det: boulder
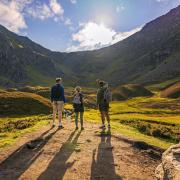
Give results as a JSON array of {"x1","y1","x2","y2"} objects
[{"x1": 155, "y1": 144, "x2": 180, "y2": 180}]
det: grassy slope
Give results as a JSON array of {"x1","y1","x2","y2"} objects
[
  {"x1": 0, "y1": 91, "x2": 51, "y2": 116},
  {"x1": 83, "y1": 96, "x2": 180, "y2": 149},
  {"x1": 65, "y1": 91, "x2": 180, "y2": 149},
  {"x1": 147, "y1": 77, "x2": 180, "y2": 91},
  {"x1": 160, "y1": 82, "x2": 180, "y2": 98},
  {"x1": 0, "y1": 87, "x2": 179, "y2": 150},
  {"x1": 0, "y1": 115, "x2": 51, "y2": 148},
  {"x1": 26, "y1": 66, "x2": 54, "y2": 86},
  {"x1": 0, "y1": 90, "x2": 52, "y2": 148},
  {"x1": 113, "y1": 84, "x2": 153, "y2": 101}
]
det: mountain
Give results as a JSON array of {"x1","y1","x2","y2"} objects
[
  {"x1": 0, "y1": 24, "x2": 79, "y2": 87},
  {"x1": 0, "y1": 5, "x2": 180, "y2": 88}
]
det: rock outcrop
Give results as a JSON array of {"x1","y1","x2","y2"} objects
[{"x1": 155, "y1": 144, "x2": 180, "y2": 180}]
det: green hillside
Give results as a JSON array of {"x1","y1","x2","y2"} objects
[
  {"x1": 0, "y1": 91, "x2": 51, "y2": 116},
  {"x1": 113, "y1": 84, "x2": 153, "y2": 100},
  {"x1": 0, "y1": 6, "x2": 180, "y2": 87}
]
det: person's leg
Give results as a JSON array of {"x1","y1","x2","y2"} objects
[
  {"x1": 105, "y1": 111, "x2": 110, "y2": 128},
  {"x1": 80, "y1": 111, "x2": 84, "y2": 129},
  {"x1": 58, "y1": 101, "x2": 64, "y2": 128},
  {"x1": 75, "y1": 112, "x2": 79, "y2": 129},
  {"x1": 58, "y1": 111, "x2": 62, "y2": 126},
  {"x1": 101, "y1": 111, "x2": 105, "y2": 124},
  {"x1": 52, "y1": 102, "x2": 57, "y2": 126},
  {"x1": 100, "y1": 111, "x2": 106, "y2": 128}
]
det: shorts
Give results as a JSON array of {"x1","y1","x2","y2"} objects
[
  {"x1": 52, "y1": 101, "x2": 64, "y2": 112},
  {"x1": 99, "y1": 103, "x2": 109, "y2": 112},
  {"x1": 73, "y1": 104, "x2": 84, "y2": 112}
]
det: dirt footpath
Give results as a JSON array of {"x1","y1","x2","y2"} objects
[{"x1": 0, "y1": 122, "x2": 160, "y2": 180}]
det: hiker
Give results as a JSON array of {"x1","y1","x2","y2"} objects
[
  {"x1": 72, "y1": 86, "x2": 84, "y2": 130},
  {"x1": 97, "y1": 80, "x2": 112, "y2": 130},
  {"x1": 51, "y1": 77, "x2": 65, "y2": 128}
]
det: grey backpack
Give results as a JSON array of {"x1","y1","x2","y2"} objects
[
  {"x1": 73, "y1": 94, "x2": 81, "y2": 104},
  {"x1": 104, "y1": 88, "x2": 112, "y2": 102}
]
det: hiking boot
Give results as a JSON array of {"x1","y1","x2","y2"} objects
[
  {"x1": 52, "y1": 123, "x2": 56, "y2": 128},
  {"x1": 75, "y1": 127, "x2": 79, "y2": 130},
  {"x1": 59, "y1": 125, "x2": 64, "y2": 129},
  {"x1": 81, "y1": 127, "x2": 84, "y2": 131},
  {"x1": 99, "y1": 125, "x2": 106, "y2": 129}
]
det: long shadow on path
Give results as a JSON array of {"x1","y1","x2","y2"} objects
[
  {"x1": 38, "y1": 130, "x2": 81, "y2": 180},
  {"x1": 0, "y1": 127, "x2": 59, "y2": 180},
  {"x1": 91, "y1": 131, "x2": 121, "y2": 180}
]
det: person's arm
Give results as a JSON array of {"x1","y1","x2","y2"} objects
[
  {"x1": 50, "y1": 86, "x2": 54, "y2": 103},
  {"x1": 97, "y1": 89, "x2": 100, "y2": 105},
  {"x1": 61, "y1": 87, "x2": 66, "y2": 103},
  {"x1": 80, "y1": 93, "x2": 84, "y2": 104}
]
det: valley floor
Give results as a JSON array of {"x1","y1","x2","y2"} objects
[{"x1": 0, "y1": 122, "x2": 160, "y2": 180}]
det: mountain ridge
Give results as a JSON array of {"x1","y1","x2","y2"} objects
[{"x1": 0, "y1": 5, "x2": 180, "y2": 87}]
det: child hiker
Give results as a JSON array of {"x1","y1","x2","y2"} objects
[{"x1": 73, "y1": 86, "x2": 84, "y2": 130}]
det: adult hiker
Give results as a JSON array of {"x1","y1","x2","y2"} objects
[
  {"x1": 97, "y1": 80, "x2": 112, "y2": 130},
  {"x1": 50, "y1": 77, "x2": 66, "y2": 128},
  {"x1": 72, "y1": 86, "x2": 84, "y2": 131}
]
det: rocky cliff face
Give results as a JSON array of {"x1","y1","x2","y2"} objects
[{"x1": 155, "y1": 144, "x2": 180, "y2": 180}]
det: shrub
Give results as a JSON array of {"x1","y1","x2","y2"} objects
[{"x1": 119, "y1": 119, "x2": 179, "y2": 143}]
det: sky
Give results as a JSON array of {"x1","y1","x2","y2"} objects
[{"x1": 0, "y1": 0, "x2": 180, "y2": 52}]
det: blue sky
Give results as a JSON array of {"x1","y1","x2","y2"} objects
[{"x1": 0, "y1": 0, "x2": 180, "y2": 52}]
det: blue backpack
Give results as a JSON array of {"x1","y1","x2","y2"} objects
[{"x1": 54, "y1": 85, "x2": 62, "y2": 98}]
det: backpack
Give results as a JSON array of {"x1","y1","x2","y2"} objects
[
  {"x1": 104, "y1": 88, "x2": 112, "y2": 103},
  {"x1": 54, "y1": 85, "x2": 61, "y2": 98},
  {"x1": 73, "y1": 93, "x2": 82, "y2": 104}
]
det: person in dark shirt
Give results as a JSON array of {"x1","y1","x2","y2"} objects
[
  {"x1": 51, "y1": 77, "x2": 65, "y2": 128},
  {"x1": 97, "y1": 80, "x2": 110, "y2": 130}
]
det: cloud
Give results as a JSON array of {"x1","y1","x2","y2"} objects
[
  {"x1": 49, "y1": 0, "x2": 64, "y2": 15},
  {"x1": 0, "y1": 0, "x2": 65, "y2": 33},
  {"x1": 64, "y1": 18, "x2": 72, "y2": 26},
  {"x1": 70, "y1": 0, "x2": 77, "y2": 4},
  {"x1": 111, "y1": 27, "x2": 142, "y2": 44},
  {"x1": 14, "y1": 0, "x2": 33, "y2": 10},
  {"x1": 67, "y1": 22, "x2": 141, "y2": 52},
  {"x1": 27, "y1": 3, "x2": 53, "y2": 20},
  {"x1": 116, "y1": 5, "x2": 125, "y2": 13},
  {"x1": 0, "y1": 0, "x2": 27, "y2": 33},
  {"x1": 155, "y1": 0, "x2": 169, "y2": 2},
  {"x1": 72, "y1": 22, "x2": 116, "y2": 46},
  {"x1": 27, "y1": 0, "x2": 64, "y2": 21}
]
